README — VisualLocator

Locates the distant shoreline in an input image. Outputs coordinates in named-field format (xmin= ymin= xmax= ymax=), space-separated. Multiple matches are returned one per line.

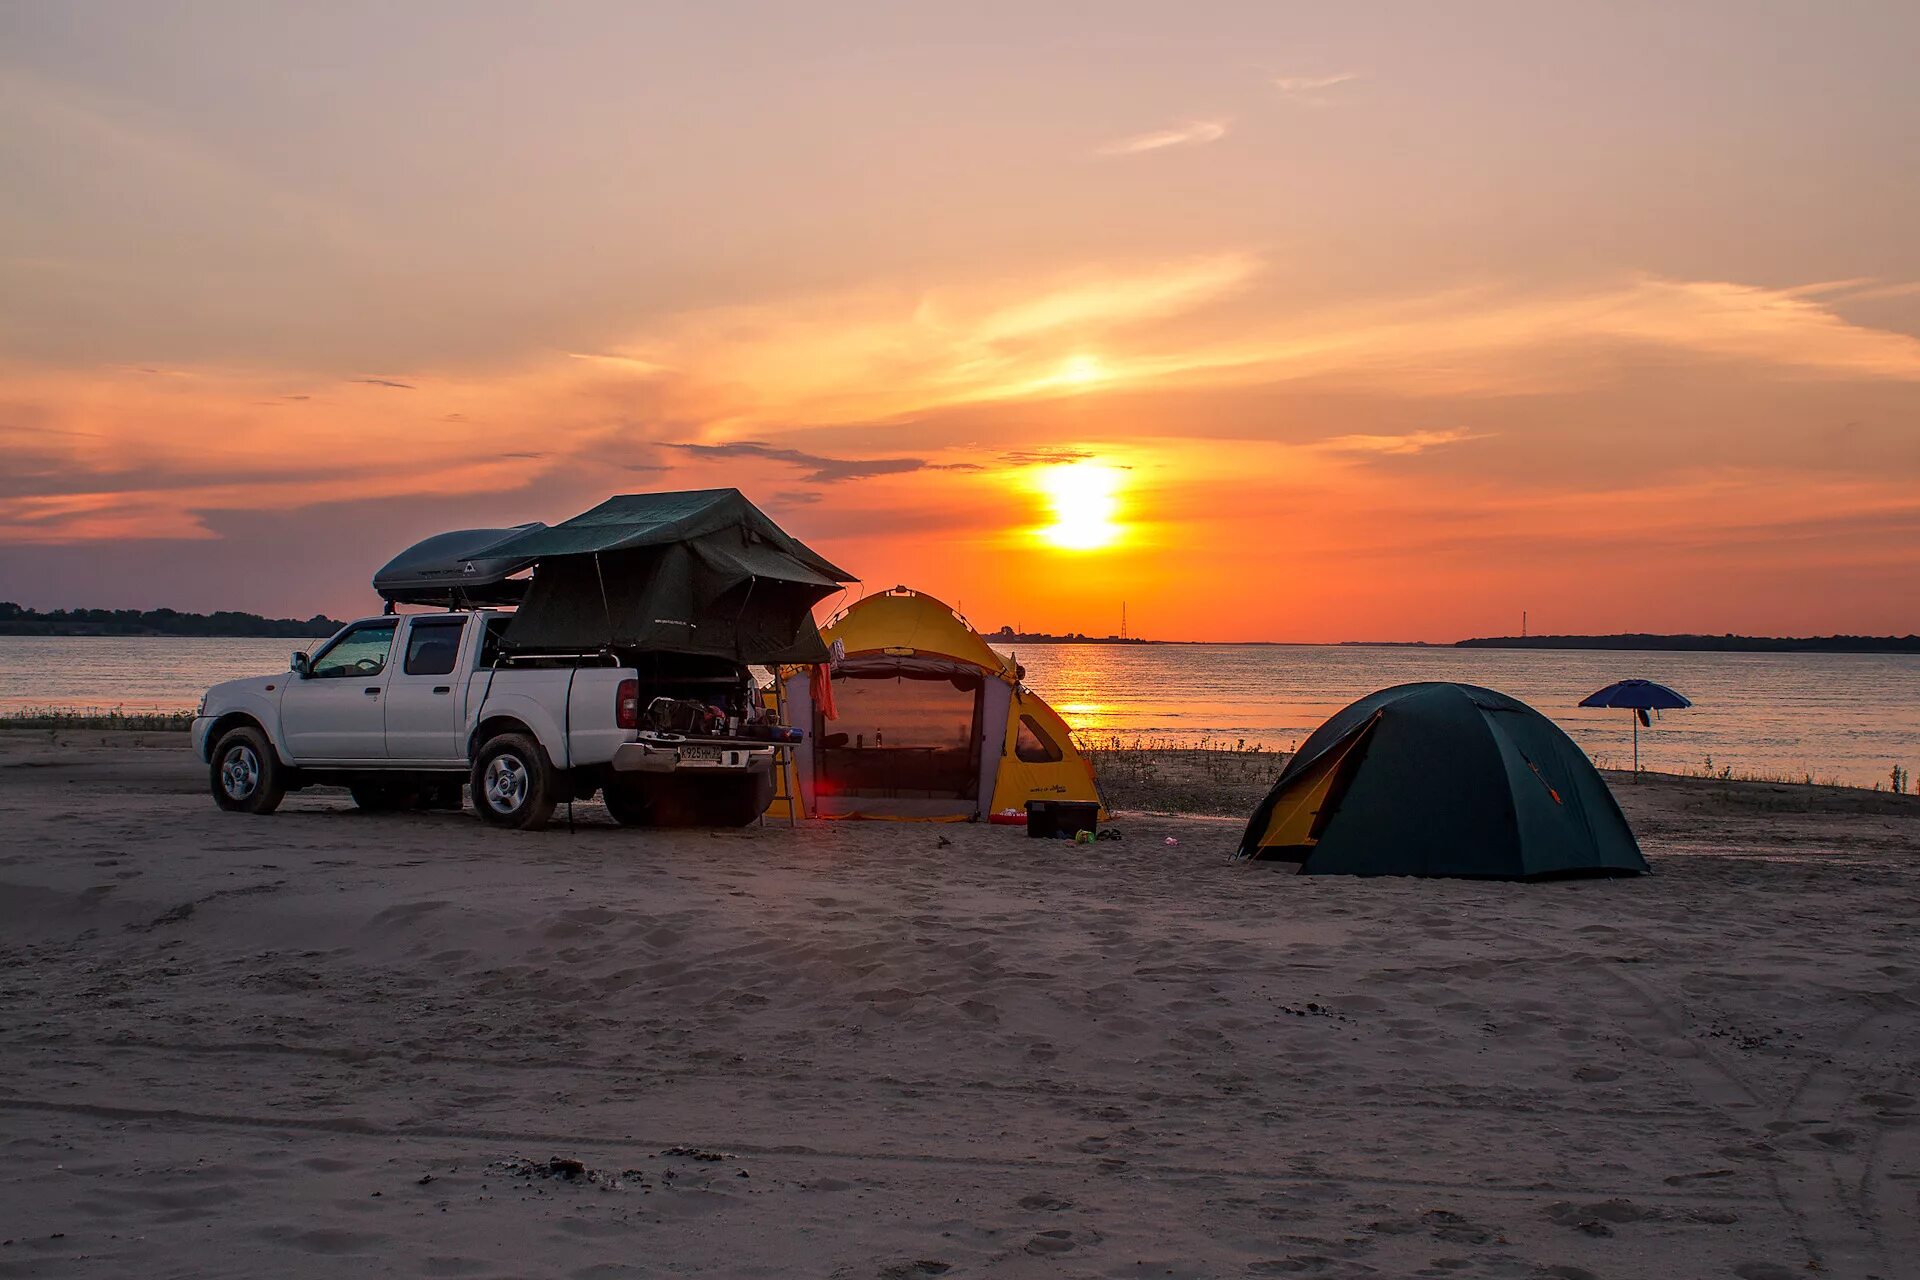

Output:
xmin=7 ymin=608 xmax=1915 ymax=653
xmin=0 ymin=605 xmax=345 ymax=639
xmin=1455 ymin=633 xmax=1920 ymax=654
xmin=989 ymin=634 xmax=1161 ymax=645
xmin=1002 ymin=634 xmax=1920 ymax=652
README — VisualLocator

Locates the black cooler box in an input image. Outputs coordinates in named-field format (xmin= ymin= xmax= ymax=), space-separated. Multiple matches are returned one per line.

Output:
xmin=1026 ymin=800 xmax=1099 ymax=839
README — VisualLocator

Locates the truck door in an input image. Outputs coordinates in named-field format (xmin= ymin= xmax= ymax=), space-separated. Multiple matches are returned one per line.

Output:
xmin=383 ymin=615 xmax=471 ymax=765
xmin=279 ymin=619 xmax=398 ymax=761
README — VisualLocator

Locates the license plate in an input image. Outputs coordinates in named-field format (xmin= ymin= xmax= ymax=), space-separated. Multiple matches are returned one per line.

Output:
xmin=681 ymin=745 xmax=722 ymax=762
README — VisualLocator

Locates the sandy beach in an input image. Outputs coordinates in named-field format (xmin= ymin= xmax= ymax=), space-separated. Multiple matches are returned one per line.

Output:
xmin=1 ymin=729 xmax=1916 ymax=1279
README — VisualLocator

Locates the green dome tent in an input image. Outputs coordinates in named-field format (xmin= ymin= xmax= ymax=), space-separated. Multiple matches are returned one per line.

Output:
xmin=1237 ymin=682 xmax=1648 ymax=879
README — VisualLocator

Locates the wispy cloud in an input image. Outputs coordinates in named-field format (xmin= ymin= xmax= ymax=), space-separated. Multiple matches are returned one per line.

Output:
xmin=999 ymin=448 xmax=1098 ymax=466
xmin=10 ymin=260 xmax=1920 ymax=548
xmin=1273 ymin=72 xmax=1357 ymax=106
xmin=622 ymin=252 xmax=1260 ymax=429
xmin=565 ymin=351 xmax=670 ymax=374
xmin=1317 ymin=428 xmax=1490 ymax=456
xmin=1096 ymin=118 xmax=1230 ymax=157
xmin=351 ymin=377 xmax=415 ymax=390
xmin=1825 ymin=280 xmax=1920 ymax=304
xmin=670 ymin=440 xmax=982 ymax=484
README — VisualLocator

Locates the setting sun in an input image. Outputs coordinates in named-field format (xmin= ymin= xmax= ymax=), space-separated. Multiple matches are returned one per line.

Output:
xmin=1035 ymin=460 xmax=1125 ymax=551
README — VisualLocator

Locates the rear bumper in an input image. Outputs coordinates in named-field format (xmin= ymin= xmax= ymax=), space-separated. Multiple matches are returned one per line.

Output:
xmin=611 ymin=740 xmax=776 ymax=775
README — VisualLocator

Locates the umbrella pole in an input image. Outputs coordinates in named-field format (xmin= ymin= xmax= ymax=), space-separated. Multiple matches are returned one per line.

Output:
xmin=1632 ymin=714 xmax=1639 ymax=780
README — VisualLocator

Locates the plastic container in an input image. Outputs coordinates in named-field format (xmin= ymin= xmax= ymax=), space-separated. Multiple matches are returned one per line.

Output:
xmin=1026 ymin=800 xmax=1099 ymax=840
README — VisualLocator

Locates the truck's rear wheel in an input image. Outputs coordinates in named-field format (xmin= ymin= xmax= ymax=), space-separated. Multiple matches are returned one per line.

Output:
xmin=472 ymin=733 xmax=557 ymax=831
xmin=210 ymin=725 xmax=287 ymax=815
xmin=602 ymin=780 xmax=653 ymax=827
xmin=643 ymin=770 xmax=773 ymax=828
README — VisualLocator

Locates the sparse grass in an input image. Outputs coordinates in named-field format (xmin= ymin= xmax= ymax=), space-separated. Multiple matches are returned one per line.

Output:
xmin=0 ymin=706 xmax=194 ymax=732
xmin=1671 ymin=754 xmax=1876 ymax=790
xmin=1076 ymin=737 xmax=1291 ymax=817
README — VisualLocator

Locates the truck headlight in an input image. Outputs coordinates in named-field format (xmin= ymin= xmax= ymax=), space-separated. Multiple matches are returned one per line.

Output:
xmin=196 ymin=694 xmax=208 ymax=717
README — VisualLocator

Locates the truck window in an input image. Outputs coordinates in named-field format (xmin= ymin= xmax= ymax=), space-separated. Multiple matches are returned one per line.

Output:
xmin=404 ymin=617 xmax=466 ymax=676
xmin=309 ymin=621 xmax=399 ymax=679
xmin=479 ymin=616 xmax=512 ymax=668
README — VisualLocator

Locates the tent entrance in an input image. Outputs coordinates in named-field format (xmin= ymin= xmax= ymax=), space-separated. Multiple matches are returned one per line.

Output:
xmin=814 ymin=664 xmax=984 ymax=816
xmin=1251 ymin=713 xmax=1379 ymax=863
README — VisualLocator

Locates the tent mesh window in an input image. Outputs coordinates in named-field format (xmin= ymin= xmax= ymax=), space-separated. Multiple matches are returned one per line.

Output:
xmin=1015 ymin=714 xmax=1064 ymax=763
xmin=817 ymin=669 xmax=983 ymax=800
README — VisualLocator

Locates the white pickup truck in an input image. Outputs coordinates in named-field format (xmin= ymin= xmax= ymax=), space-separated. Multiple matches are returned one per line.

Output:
xmin=191 ymin=609 xmax=779 ymax=830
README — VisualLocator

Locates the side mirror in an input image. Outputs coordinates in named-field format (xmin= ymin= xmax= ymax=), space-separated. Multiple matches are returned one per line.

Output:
xmin=290 ymin=651 xmax=310 ymax=678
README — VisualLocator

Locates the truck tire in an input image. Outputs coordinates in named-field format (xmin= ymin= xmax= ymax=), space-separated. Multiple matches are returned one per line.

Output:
xmin=645 ymin=770 xmax=773 ymax=828
xmin=472 ymin=733 xmax=557 ymax=831
xmin=602 ymin=780 xmax=653 ymax=827
xmin=210 ymin=725 xmax=288 ymax=815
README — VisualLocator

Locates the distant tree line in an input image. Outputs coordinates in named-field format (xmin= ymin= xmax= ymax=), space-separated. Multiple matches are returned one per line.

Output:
xmin=0 ymin=602 xmax=347 ymax=638
xmin=991 ymin=626 xmax=1155 ymax=644
xmin=1457 ymin=632 xmax=1920 ymax=654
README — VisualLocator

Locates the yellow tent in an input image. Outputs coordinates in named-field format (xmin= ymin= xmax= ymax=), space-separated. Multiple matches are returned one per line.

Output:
xmin=770 ymin=586 xmax=1104 ymax=821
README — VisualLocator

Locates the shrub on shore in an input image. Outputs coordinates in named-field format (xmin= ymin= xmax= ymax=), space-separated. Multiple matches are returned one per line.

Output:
xmin=1 ymin=706 xmax=194 ymax=731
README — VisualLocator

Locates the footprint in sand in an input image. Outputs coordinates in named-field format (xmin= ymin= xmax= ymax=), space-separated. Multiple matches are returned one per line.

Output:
xmin=1732 ymin=1265 xmax=1799 ymax=1280
xmin=1024 ymin=1229 xmax=1077 ymax=1255
xmin=1017 ymin=1193 xmax=1072 ymax=1211
xmin=1544 ymin=1198 xmax=1665 ymax=1236
xmin=265 ymin=1226 xmax=392 ymax=1255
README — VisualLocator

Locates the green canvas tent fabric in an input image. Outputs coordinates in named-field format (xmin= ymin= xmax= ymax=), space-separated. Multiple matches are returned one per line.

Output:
xmin=1237 ymin=682 xmax=1649 ymax=879
xmin=491 ymin=490 xmax=855 ymax=663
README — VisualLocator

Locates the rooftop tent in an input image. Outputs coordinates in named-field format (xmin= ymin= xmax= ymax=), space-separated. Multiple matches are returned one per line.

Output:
xmin=772 ymin=586 xmax=1104 ymax=822
xmin=1238 ymin=682 xmax=1649 ymax=879
xmin=486 ymin=489 xmax=855 ymax=663
xmin=372 ymin=523 xmax=547 ymax=608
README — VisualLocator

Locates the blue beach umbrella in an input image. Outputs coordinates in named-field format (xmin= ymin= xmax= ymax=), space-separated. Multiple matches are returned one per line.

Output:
xmin=1580 ymin=679 xmax=1692 ymax=779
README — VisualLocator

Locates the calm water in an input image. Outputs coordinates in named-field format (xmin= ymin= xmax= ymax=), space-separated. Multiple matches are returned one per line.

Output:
xmin=995 ymin=642 xmax=1919 ymax=789
xmin=0 ymin=636 xmax=1914 ymax=788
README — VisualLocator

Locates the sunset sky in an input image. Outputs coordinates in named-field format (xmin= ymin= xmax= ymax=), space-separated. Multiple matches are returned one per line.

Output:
xmin=3 ymin=2 xmax=1918 ymax=641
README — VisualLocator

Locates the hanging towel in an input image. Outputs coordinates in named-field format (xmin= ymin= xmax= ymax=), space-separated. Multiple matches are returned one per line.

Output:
xmin=811 ymin=663 xmax=838 ymax=721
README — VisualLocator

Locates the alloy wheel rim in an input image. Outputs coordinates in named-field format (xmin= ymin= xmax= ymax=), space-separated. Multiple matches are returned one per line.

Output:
xmin=485 ymin=754 xmax=527 ymax=813
xmin=221 ymin=745 xmax=259 ymax=800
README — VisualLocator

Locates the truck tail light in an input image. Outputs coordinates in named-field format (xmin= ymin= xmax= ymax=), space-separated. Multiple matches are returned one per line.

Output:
xmin=616 ymin=678 xmax=640 ymax=730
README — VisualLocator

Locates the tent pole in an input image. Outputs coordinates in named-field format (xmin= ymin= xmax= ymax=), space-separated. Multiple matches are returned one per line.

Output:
xmin=592 ymin=552 xmax=614 ymax=644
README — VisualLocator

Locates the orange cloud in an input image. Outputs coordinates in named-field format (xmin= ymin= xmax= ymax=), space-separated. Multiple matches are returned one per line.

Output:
xmin=7 ymin=260 xmax=1920 ymax=569
xmin=1095 ymin=118 xmax=1232 ymax=156
xmin=1271 ymin=73 xmax=1359 ymax=106
xmin=1314 ymin=427 xmax=1490 ymax=456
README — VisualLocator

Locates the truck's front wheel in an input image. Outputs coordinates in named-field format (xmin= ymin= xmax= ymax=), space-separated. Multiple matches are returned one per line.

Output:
xmin=472 ymin=733 xmax=557 ymax=831
xmin=210 ymin=725 xmax=288 ymax=815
